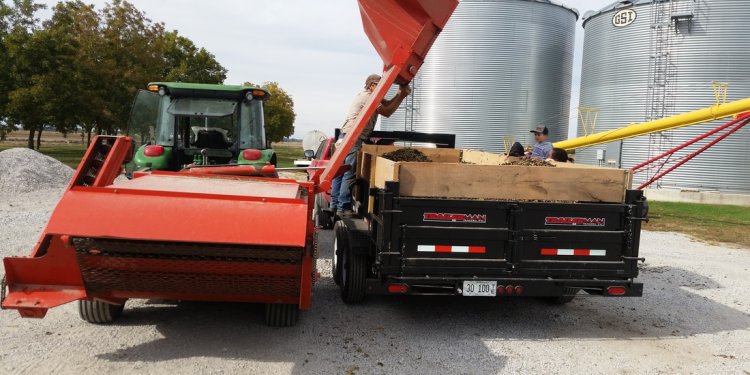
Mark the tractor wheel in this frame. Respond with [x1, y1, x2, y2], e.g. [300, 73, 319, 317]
[340, 227, 367, 304]
[332, 221, 347, 286]
[264, 303, 299, 327]
[78, 300, 125, 324]
[547, 288, 580, 305]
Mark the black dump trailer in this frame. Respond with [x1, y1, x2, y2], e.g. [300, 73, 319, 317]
[332, 180, 648, 303]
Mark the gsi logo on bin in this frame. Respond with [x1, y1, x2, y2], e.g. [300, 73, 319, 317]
[613, 8, 637, 27]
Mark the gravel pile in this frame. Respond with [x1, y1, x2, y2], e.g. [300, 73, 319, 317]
[0, 148, 74, 194]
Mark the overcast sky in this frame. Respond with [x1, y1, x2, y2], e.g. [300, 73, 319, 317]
[37, 0, 611, 139]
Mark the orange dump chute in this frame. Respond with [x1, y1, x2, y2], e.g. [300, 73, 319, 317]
[1, 0, 458, 322]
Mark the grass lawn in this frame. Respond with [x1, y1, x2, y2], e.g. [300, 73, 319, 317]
[272, 142, 303, 168]
[644, 201, 750, 248]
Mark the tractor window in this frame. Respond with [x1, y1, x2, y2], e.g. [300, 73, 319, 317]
[127, 90, 161, 146]
[169, 99, 238, 149]
[239, 100, 265, 149]
[167, 98, 237, 117]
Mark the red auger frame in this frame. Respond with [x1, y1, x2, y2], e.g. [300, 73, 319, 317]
[1, 0, 458, 326]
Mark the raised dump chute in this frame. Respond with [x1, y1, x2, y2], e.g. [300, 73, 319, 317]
[315, 0, 458, 192]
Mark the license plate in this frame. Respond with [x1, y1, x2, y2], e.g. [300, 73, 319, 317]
[462, 281, 497, 297]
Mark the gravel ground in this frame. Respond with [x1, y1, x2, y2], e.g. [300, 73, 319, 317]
[1, 184, 749, 374]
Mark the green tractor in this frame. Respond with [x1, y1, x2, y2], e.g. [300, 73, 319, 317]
[128, 82, 275, 171]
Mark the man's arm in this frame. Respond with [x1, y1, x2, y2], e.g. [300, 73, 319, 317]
[377, 84, 412, 118]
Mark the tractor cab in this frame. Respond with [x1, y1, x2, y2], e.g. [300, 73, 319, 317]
[128, 82, 276, 171]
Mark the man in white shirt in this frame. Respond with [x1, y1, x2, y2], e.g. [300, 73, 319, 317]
[332, 74, 411, 218]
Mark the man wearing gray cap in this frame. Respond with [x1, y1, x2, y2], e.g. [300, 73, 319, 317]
[529, 126, 553, 160]
[331, 74, 412, 218]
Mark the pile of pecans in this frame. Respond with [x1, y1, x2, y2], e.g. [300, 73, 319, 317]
[381, 148, 432, 162]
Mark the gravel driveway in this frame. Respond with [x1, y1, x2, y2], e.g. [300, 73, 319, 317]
[1, 187, 749, 374]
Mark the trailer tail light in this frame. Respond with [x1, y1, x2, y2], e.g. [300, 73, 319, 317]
[497, 285, 505, 294]
[607, 286, 627, 296]
[144, 145, 164, 157]
[387, 284, 409, 294]
[505, 285, 514, 295]
[243, 149, 262, 160]
[514, 286, 523, 294]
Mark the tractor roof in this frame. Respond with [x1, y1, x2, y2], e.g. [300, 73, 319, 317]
[148, 82, 271, 100]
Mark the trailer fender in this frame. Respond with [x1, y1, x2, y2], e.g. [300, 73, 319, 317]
[340, 218, 372, 256]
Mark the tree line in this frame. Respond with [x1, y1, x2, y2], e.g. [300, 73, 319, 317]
[0, 0, 295, 149]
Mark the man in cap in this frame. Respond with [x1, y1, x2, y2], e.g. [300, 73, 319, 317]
[331, 74, 412, 218]
[529, 126, 553, 160]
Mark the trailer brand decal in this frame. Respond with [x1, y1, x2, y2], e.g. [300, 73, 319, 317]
[418, 245, 486, 254]
[423, 213, 487, 223]
[541, 248, 607, 257]
[545, 216, 606, 227]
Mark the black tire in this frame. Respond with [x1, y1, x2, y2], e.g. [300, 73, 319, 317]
[340, 225, 367, 304]
[264, 303, 299, 327]
[547, 288, 580, 305]
[78, 300, 125, 324]
[314, 195, 332, 229]
[332, 221, 347, 286]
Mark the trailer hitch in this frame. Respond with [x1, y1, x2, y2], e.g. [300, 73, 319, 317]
[621, 256, 646, 263]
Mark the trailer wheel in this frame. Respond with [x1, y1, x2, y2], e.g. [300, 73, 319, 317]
[340, 231, 367, 304]
[547, 288, 580, 304]
[264, 303, 299, 327]
[78, 300, 125, 324]
[332, 221, 347, 286]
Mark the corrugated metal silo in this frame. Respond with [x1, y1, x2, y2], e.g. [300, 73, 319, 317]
[380, 0, 578, 153]
[578, 0, 750, 193]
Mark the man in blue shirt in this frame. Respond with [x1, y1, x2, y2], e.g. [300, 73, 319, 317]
[529, 126, 552, 160]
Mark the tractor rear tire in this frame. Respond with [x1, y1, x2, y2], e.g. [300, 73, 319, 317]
[332, 221, 347, 286]
[547, 288, 580, 305]
[340, 230, 367, 304]
[265, 303, 299, 327]
[78, 300, 125, 324]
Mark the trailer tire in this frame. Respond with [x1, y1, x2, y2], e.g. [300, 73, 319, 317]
[547, 288, 580, 305]
[264, 303, 299, 327]
[332, 221, 348, 286]
[340, 234, 367, 304]
[78, 300, 124, 324]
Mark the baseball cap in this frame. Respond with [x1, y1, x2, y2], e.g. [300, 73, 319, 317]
[365, 74, 381, 88]
[530, 126, 549, 135]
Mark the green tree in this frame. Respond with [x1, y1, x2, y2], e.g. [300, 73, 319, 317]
[37, 1, 100, 146]
[245, 81, 296, 148]
[2, 0, 47, 148]
[162, 30, 226, 84]
[0, 1, 12, 140]
[96, 0, 165, 139]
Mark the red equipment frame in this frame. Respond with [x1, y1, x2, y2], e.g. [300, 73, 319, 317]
[1, 0, 459, 320]
[631, 112, 750, 190]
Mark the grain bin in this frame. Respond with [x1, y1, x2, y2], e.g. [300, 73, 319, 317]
[578, 0, 750, 193]
[380, 0, 578, 153]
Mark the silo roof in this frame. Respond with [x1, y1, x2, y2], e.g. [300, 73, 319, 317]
[466, 0, 580, 19]
[582, 0, 654, 27]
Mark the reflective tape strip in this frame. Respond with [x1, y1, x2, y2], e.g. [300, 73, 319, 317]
[541, 248, 607, 256]
[452, 246, 469, 253]
[418, 245, 486, 254]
